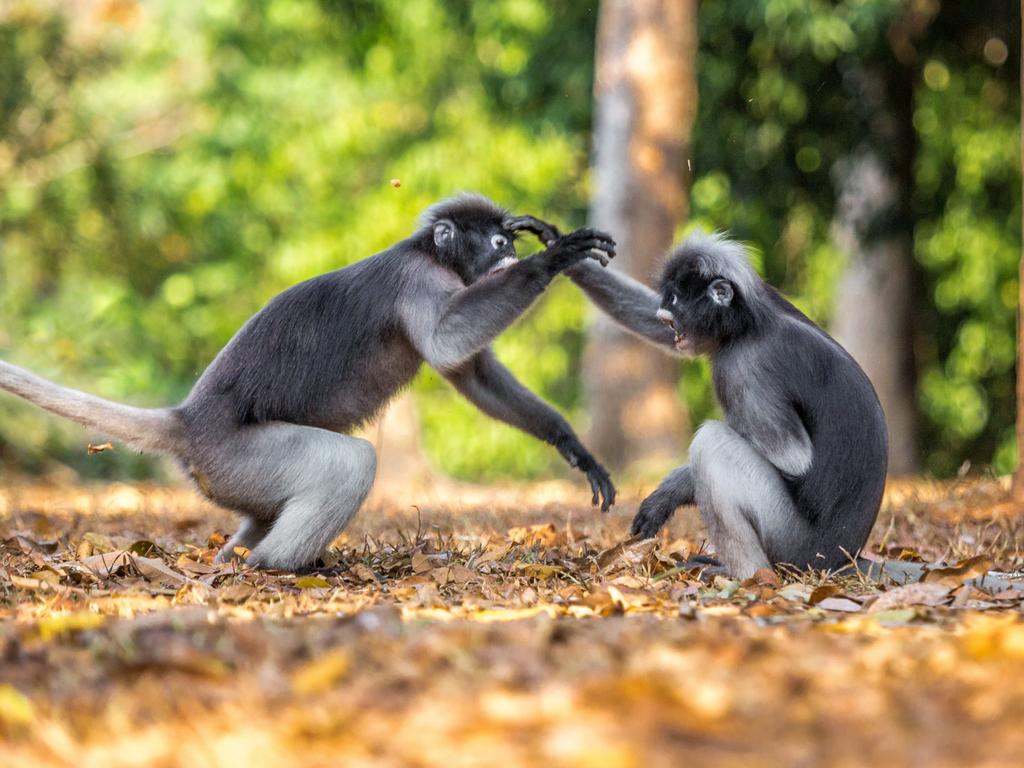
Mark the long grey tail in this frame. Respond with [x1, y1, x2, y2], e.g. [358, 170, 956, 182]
[0, 359, 184, 455]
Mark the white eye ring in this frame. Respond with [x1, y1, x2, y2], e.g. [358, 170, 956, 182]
[671, 294, 678, 306]
[491, 234, 509, 250]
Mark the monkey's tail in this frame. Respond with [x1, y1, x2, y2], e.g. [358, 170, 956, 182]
[0, 359, 184, 455]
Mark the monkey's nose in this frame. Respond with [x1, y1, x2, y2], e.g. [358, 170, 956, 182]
[656, 308, 675, 328]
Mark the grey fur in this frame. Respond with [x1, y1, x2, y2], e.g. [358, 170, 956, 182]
[0, 360, 183, 453]
[576, 231, 887, 579]
[0, 195, 617, 571]
[567, 260, 677, 350]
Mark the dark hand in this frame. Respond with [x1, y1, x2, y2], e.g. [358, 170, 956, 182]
[631, 489, 679, 538]
[543, 227, 616, 271]
[555, 436, 616, 511]
[504, 215, 561, 247]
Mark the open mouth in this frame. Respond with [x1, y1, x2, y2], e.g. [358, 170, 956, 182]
[487, 256, 518, 275]
[656, 308, 692, 353]
[673, 330, 691, 353]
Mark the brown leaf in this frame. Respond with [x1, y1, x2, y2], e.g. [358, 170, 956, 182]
[349, 563, 378, 583]
[816, 597, 863, 613]
[924, 555, 995, 588]
[411, 551, 434, 574]
[431, 565, 477, 587]
[87, 442, 114, 455]
[751, 568, 781, 587]
[515, 563, 564, 581]
[808, 584, 842, 606]
[132, 556, 186, 585]
[83, 532, 115, 553]
[31, 568, 63, 587]
[871, 582, 951, 611]
[507, 524, 560, 548]
[10, 575, 49, 591]
[81, 550, 133, 578]
[219, 583, 256, 603]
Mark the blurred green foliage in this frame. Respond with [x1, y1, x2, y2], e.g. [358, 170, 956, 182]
[0, 0, 1018, 480]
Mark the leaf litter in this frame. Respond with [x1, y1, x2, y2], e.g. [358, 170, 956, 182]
[0, 477, 1021, 767]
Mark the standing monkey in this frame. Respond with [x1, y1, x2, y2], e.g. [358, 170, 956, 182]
[554, 223, 887, 578]
[0, 195, 617, 571]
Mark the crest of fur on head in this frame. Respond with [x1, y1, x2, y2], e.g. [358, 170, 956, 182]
[665, 230, 761, 300]
[418, 193, 509, 232]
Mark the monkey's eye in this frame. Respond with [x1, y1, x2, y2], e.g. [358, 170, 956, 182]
[491, 234, 509, 250]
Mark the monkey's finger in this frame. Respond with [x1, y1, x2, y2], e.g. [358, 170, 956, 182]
[586, 249, 611, 267]
[506, 215, 561, 246]
[586, 472, 600, 507]
[631, 513, 659, 539]
[568, 237, 616, 257]
[604, 479, 617, 510]
[599, 476, 616, 512]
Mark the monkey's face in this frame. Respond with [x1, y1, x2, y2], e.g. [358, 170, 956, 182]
[432, 219, 518, 285]
[657, 260, 748, 356]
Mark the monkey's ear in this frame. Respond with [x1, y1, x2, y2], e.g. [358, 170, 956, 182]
[708, 279, 734, 307]
[433, 220, 456, 250]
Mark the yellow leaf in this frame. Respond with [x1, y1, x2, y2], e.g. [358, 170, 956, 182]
[295, 576, 331, 589]
[35, 612, 105, 642]
[507, 524, 560, 547]
[0, 685, 33, 726]
[292, 650, 351, 695]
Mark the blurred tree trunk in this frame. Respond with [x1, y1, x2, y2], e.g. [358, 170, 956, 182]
[359, 394, 433, 491]
[1016, 0, 1024, 501]
[584, 0, 696, 473]
[831, 27, 923, 476]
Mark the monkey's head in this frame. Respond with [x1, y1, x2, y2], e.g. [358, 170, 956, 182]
[419, 194, 519, 285]
[656, 232, 762, 356]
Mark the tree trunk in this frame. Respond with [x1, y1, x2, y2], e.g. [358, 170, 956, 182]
[1015, 0, 1024, 501]
[831, 54, 920, 476]
[584, 0, 696, 473]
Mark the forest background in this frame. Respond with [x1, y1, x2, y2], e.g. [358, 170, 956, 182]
[0, 0, 1018, 484]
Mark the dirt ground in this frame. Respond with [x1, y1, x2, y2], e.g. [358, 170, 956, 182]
[0, 476, 1022, 768]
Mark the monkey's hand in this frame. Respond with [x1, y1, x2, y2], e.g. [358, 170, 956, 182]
[554, 435, 616, 511]
[631, 489, 679, 539]
[504, 214, 561, 247]
[538, 228, 616, 272]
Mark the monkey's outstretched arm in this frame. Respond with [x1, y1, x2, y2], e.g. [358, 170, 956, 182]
[568, 261, 679, 351]
[407, 229, 616, 371]
[446, 350, 616, 510]
[506, 214, 677, 351]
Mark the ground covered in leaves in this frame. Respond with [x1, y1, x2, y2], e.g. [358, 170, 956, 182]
[0, 477, 1022, 767]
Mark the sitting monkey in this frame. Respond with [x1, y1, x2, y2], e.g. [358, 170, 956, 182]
[566, 229, 887, 579]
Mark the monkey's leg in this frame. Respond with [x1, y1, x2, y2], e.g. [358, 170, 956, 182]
[191, 421, 377, 571]
[215, 517, 270, 563]
[689, 421, 811, 580]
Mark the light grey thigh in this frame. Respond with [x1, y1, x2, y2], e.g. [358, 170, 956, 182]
[244, 425, 377, 570]
[191, 420, 377, 523]
[689, 420, 809, 565]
